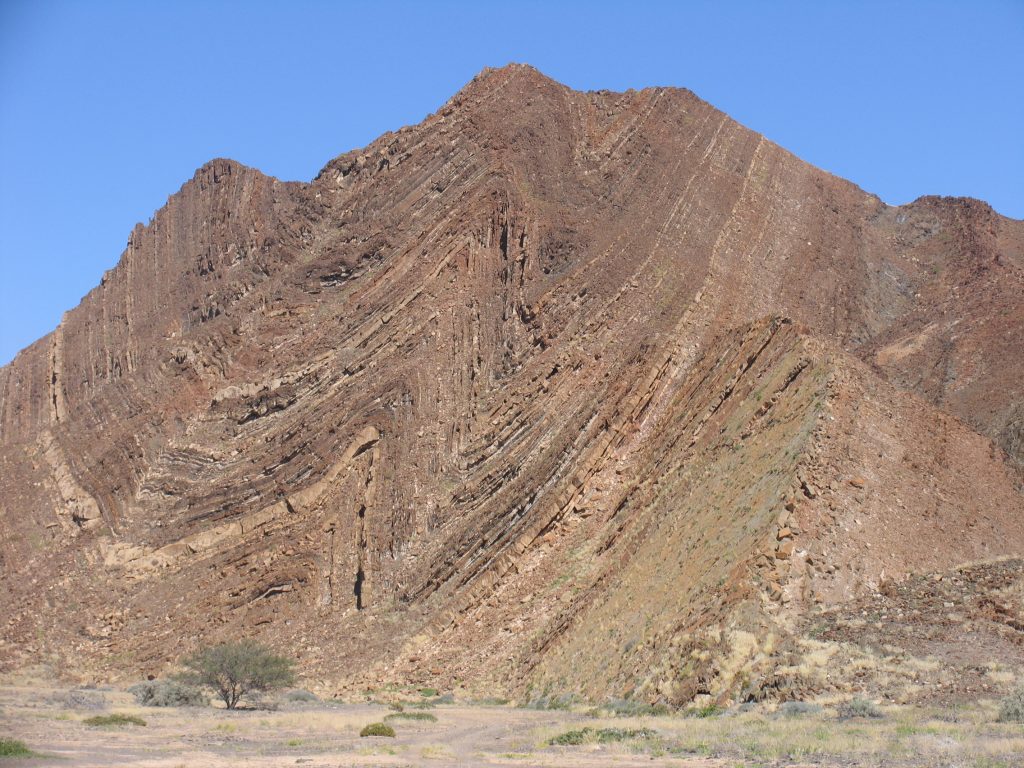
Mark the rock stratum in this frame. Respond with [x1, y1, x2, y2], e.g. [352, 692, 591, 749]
[1, 65, 1023, 705]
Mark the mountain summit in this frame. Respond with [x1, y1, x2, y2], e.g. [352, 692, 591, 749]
[1, 66, 1021, 704]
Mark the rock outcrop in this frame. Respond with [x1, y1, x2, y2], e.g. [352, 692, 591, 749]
[1, 65, 1021, 703]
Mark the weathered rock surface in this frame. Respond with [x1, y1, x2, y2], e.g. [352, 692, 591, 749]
[1, 65, 1021, 703]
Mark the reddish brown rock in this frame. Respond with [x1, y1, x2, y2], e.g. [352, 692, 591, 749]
[0, 65, 1021, 704]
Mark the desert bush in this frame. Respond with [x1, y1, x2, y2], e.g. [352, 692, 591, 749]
[549, 728, 592, 746]
[128, 679, 207, 707]
[777, 700, 823, 717]
[83, 713, 146, 727]
[596, 727, 657, 743]
[685, 704, 722, 718]
[932, 704, 966, 723]
[384, 711, 437, 722]
[527, 693, 575, 710]
[359, 722, 396, 737]
[177, 639, 295, 710]
[61, 689, 106, 710]
[601, 697, 672, 717]
[418, 687, 438, 697]
[0, 738, 33, 757]
[997, 689, 1024, 723]
[836, 698, 883, 719]
[549, 727, 657, 746]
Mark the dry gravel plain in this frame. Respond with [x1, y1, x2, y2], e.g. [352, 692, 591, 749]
[2, 680, 1024, 768]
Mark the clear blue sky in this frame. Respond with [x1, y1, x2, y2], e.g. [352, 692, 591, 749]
[1, 1, 1021, 365]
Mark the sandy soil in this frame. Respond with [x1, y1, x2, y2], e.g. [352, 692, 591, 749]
[3, 683, 1023, 767]
[1, 684, 722, 768]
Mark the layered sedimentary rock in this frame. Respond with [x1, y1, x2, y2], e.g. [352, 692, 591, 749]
[1, 65, 1022, 703]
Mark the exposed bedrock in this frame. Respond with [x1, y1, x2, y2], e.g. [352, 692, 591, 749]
[1, 65, 1021, 701]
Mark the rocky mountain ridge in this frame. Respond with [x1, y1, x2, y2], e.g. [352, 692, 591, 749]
[1, 64, 1021, 704]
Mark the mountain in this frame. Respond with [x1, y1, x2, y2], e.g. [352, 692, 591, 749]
[1, 64, 1021, 705]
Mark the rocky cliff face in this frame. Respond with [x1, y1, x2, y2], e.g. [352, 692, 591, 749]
[1, 65, 1021, 704]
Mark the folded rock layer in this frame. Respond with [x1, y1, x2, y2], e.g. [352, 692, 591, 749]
[1, 65, 1021, 703]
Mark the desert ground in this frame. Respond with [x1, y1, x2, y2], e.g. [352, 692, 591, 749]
[2, 675, 1023, 768]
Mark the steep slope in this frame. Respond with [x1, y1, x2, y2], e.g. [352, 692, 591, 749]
[373, 318, 1024, 704]
[0, 65, 1021, 702]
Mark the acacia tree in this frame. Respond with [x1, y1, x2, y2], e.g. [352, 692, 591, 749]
[177, 639, 295, 710]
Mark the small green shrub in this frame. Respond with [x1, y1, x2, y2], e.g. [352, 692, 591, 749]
[129, 679, 207, 707]
[418, 688, 438, 697]
[550, 728, 591, 746]
[997, 689, 1024, 723]
[0, 738, 33, 757]
[83, 713, 147, 727]
[837, 698, 883, 719]
[549, 727, 657, 746]
[384, 711, 437, 722]
[360, 722, 396, 737]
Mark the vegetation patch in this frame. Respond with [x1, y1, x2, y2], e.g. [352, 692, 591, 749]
[410, 693, 453, 708]
[836, 698, 883, 720]
[597, 698, 672, 717]
[0, 738, 34, 758]
[384, 711, 437, 722]
[128, 679, 207, 707]
[360, 722, 396, 737]
[685, 704, 722, 718]
[177, 639, 295, 710]
[60, 689, 107, 711]
[777, 700, 823, 717]
[83, 713, 147, 727]
[527, 693, 576, 710]
[549, 727, 658, 746]
[997, 689, 1024, 723]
